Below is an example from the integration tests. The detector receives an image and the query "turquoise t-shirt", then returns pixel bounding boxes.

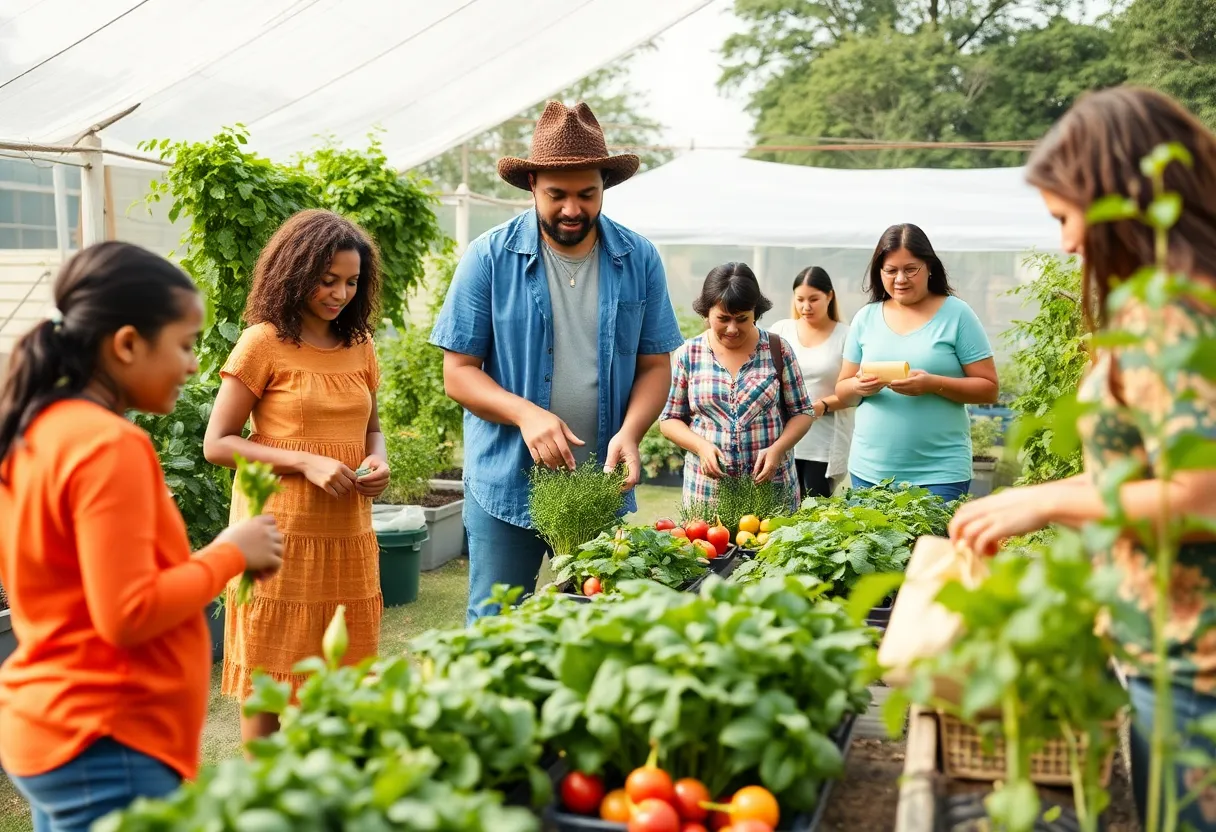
[843,296,993,485]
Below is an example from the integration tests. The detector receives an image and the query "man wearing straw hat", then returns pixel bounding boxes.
[430,100,683,623]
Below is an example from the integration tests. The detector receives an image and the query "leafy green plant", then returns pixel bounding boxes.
[549,526,707,592]
[1003,253,1089,486]
[677,309,704,340]
[93,746,539,832]
[639,422,683,479]
[894,533,1128,832]
[731,506,913,593]
[970,416,1002,461]
[819,480,963,540]
[383,413,451,504]
[538,576,873,810]
[678,475,793,532]
[243,657,551,806]
[527,458,626,556]
[230,454,281,605]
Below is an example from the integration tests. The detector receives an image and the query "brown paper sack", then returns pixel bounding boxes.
[860,361,910,382]
[878,536,989,706]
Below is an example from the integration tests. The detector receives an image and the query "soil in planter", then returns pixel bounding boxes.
[817,737,1142,832]
[378,489,464,509]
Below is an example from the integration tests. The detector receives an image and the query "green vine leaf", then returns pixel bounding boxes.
[1146,193,1183,231]
[1086,195,1140,225]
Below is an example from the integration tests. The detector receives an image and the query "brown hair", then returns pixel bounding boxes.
[1025,86,1216,331]
[244,209,382,345]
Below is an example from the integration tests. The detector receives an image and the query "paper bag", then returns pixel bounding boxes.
[877,536,988,702]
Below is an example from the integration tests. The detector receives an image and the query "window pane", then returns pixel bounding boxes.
[17,192,51,226]
[0,228,19,249]
[0,194,15,223]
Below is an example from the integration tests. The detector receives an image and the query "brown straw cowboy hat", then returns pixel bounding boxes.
[497,101,641,191]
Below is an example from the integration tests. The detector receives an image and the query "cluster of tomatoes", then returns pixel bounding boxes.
[560,762,781,832]
[653,515,775,554]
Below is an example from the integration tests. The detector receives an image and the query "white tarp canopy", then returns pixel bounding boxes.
[607,150,1064,252]
[0,0,711,168]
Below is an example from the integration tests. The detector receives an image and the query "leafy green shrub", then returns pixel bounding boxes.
[1004,254,1089,485]
[639,422,683,478]
[384,413,451,504]
[971,416,1002,460]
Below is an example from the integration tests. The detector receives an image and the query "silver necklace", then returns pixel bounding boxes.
[547,242,598,287]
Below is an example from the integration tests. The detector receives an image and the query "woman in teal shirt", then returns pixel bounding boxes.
[833,224,999,501]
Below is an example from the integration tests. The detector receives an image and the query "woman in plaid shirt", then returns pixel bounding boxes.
[659,263,816,510]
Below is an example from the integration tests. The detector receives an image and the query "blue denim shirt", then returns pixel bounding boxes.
[429,209,684,528]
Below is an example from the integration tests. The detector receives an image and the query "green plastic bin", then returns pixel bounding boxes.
[377,528,428,607]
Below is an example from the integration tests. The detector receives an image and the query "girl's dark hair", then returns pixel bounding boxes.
[692,262,773,319]
[0,241,198,467]
[244,209,382,345]
[864,224,953,303]
[791,266,840,322]
[1025,86,1216,332]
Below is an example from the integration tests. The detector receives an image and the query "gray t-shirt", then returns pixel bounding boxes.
[541,242,600,466]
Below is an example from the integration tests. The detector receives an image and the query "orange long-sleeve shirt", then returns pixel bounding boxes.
[0,399,245,779]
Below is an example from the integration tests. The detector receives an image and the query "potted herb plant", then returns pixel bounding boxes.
[529,457,627,568]
[969,416,1019,497]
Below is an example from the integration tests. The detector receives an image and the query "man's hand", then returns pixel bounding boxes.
[604,430,642,490]
[519,406,583,470]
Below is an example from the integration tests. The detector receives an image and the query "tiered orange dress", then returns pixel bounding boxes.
[219,322,382,698]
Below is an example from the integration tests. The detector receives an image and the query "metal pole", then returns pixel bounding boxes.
[78,134,106,246]
[52,164,70,260]
[455,183,471,255]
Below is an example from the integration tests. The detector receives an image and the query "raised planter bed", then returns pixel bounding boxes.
[546,712,859,832]
[376,485,465,571]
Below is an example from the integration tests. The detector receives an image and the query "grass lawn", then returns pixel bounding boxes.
[0,485,684,830]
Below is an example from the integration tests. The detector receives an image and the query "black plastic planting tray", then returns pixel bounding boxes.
[545,712,858,832]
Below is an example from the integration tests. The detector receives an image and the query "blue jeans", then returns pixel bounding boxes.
[1128,676,1216,831]
[7,737,181,832]
[464,493,547,625]
[849,474,971,503]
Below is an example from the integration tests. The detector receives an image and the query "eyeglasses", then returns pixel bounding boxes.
[881,264,923,279]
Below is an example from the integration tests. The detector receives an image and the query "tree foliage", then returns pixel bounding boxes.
[1118,0,1216,129]
[414,48,671,198]
[722,0,1132,168]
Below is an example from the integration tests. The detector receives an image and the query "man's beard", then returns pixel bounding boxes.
[538,211,595,247]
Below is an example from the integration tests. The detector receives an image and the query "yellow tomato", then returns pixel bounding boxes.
[736,530,758,548]
[738,514,761,535]
[759,517,774,533]
[756,532,770,546]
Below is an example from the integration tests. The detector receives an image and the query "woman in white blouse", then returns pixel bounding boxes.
[769,267,852,498]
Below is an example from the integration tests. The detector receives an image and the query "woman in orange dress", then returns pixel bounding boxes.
[204,209,390,741]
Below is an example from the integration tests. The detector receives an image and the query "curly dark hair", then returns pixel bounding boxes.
[244,209,381,345]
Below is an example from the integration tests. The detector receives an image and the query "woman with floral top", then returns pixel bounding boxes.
[659,262,815,512]
[949,87,1216,831]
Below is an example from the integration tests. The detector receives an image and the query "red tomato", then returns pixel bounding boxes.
[625,766,675,805]
[654,517,677,531]
[560,771,605,815]
[670,527,688,539]
[684,519,709,541]
[628,799,681,832]
[709,803,732,831]
[673,778,710,821]
[681,824,710,832]
[730,821,775,832]
[600,789,633,822]
[582,576,602,597]
[693,539,718,560]
[706,522,731,556]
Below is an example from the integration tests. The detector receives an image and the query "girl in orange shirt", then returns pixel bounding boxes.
[0,242,283,832]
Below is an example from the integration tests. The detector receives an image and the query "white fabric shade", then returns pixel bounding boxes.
[607,150,1064,252]
[0,0,712,168]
